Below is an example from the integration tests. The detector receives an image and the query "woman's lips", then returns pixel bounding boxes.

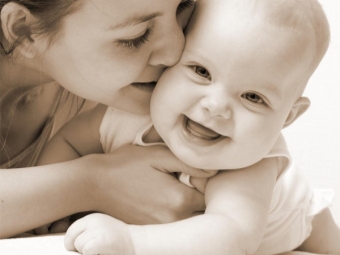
[185,118,221,140]
[131,82,157,92]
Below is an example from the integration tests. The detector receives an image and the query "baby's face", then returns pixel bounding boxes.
[151,0,313,170]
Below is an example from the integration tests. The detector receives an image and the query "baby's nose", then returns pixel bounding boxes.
[200,93,232,120]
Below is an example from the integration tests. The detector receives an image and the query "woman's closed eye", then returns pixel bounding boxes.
[177,0,195,14]
[117,29,152,50]
[116,0,194,50]
[241,92,265,104]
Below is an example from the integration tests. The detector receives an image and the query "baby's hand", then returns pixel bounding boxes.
[64,213,134,255]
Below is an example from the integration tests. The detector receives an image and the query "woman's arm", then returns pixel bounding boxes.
[0,157,95,238]
[0,146,211,238]
[36,103,212,224]
[65,158,278,255]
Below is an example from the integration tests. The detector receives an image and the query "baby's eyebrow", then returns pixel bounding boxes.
[263,83,282,100]
[107,12,163,30]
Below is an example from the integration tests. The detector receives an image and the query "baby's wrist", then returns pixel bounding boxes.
[128,225,147,255]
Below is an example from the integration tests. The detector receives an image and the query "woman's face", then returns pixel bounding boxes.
[39,0,194,114]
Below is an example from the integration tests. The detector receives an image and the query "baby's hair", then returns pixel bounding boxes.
[0,0,81,56]
[261,0,330,86]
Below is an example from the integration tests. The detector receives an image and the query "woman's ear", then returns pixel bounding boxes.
[1,2,37,58]
[283,97,310,128]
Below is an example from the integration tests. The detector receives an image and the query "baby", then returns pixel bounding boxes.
[37,0,340,254]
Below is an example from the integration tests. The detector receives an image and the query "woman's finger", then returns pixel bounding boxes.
[50,218,71,234]
[149,145,217,177]
[34,224,50,235]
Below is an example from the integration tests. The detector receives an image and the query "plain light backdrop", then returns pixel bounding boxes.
[282,0,340,224]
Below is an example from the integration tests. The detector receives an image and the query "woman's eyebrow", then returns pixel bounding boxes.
[108,12,163,30]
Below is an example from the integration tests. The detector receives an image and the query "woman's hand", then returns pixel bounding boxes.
[34,217,71,235]
[88,144,211,224]
[0,144,208,238]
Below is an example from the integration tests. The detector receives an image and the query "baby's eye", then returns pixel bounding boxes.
[193,66,211,79]
[242,93,264,104]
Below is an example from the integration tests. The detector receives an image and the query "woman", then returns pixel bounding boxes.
[0,0,210,238]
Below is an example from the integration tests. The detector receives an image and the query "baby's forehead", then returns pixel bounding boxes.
[203,0,314,33]
[195,0,322,40]
[189,0,328,76]
[189,1,314,57]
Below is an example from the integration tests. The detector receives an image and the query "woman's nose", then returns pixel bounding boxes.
[148,22,185,67]
[200,91,232,120]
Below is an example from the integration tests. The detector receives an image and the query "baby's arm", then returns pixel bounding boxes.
[37,104,107,165]
[297,207,340,254]
[65,157,278,255]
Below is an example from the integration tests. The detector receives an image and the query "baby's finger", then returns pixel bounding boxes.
[73,230,98,255]
[81,238,102,255]
[64,218,87,251]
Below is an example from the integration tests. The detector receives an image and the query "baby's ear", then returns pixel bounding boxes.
[283,97,310,128]
[1,2,37,58]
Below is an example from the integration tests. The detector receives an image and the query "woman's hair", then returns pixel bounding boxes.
[0,1,85,165]
[0,0,80,56]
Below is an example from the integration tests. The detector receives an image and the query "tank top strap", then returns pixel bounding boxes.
[0,116,56,168]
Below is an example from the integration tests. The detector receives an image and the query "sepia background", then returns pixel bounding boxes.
[282,0,340,224]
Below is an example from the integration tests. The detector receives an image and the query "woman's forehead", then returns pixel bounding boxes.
[82,0,176,15]
[72,0,176,32]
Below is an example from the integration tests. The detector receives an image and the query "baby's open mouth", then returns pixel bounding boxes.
[185,117,221,140]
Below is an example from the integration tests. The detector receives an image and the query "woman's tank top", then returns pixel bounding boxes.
[1,88,96,168]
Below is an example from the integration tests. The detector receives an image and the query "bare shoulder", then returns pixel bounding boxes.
[61,103,108,134]
[0,83,62,164]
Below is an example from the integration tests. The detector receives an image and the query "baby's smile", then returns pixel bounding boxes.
[184,116,221,140]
